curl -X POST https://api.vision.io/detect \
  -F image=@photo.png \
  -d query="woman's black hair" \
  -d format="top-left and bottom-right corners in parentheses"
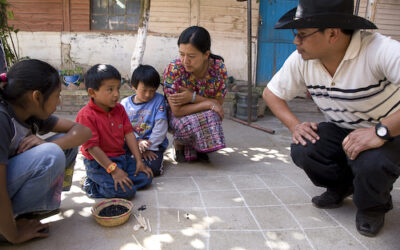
top-left (131, 64), bottom-right (160, 89)
top-left (0, 59), bottom-right (60, 107)
top-left (84, 64), bottom-right (121, 91)
top-left (178, 26), bottom-right (224, 61)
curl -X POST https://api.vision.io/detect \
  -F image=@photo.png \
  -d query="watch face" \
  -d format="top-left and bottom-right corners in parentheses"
top-left (377, 126), bottom-right (387, 137)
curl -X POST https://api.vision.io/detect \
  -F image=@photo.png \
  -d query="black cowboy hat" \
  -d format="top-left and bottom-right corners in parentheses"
top-left (275, 0), bottom-right (377, 29)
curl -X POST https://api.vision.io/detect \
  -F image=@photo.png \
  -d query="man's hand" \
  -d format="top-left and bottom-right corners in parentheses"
top-left (142, 150), bottom-right (158, 161)
top-left (138, 140), bottom-right (152, 153)
top-left (9, 218), bottom-right (49, 244)
top-left (135, 161), bottom-right (154, 178)
top-left (111, 167), bottom-right (133, 192)
top-left (342, 127), bottom-right (385, 160)
top-left (17, 135), bottom-right (46, 154)
top-left (292, 122), bottom-right (319, 146)
top-left (168, 87), bottom-right (193, 106)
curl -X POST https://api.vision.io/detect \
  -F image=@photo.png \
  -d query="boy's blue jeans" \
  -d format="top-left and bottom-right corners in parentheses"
top-left (83, 153), bottom-right (153, 199)
top-left (6, 134), bottom-right (78, 216)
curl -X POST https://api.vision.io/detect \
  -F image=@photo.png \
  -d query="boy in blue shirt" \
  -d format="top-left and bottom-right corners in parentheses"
top-left (121, 65), bottom-right (168, 176)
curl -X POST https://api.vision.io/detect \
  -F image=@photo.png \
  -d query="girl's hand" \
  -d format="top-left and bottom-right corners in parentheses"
top-left (10, 218), bottom-right (49, 244)
top-left (135, 161), bottom-right (154, 178)
top-left (111, 167), bottom-right (133, 192)
top-left (17, 135), bottom-right (46, 154)
top-left (169, 87), bottom-right (193, 106)
top-left (142, 150), bottom-right (158, 161)
top-left (138, 140), bottom-right (152, 153)
top-left (210, 102), bottom-right (224, 120)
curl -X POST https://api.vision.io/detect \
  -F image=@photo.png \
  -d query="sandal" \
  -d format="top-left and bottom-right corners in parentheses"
top-left (175, 149), bottom-right (186, 163)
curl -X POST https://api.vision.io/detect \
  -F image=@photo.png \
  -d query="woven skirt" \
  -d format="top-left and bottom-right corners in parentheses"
top-left (169, 110), bottom-right (226, 161)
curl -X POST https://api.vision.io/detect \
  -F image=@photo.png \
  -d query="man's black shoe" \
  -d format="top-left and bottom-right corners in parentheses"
top-left (356, 211), bottom-right (385, 237)
top-left (311, 188), bottom-right (353, 209)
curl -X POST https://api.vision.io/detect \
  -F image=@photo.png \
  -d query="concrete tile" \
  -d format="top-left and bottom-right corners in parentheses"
top-left (157, 192), bottom-right (202, 208)
top-left (264, 230), bottom-right (312, 250)
top-left (283, 172), bottom-right (315, 187)
top-left (154, 177), bottom-right (197, 193)
top-left (287, 204), bottom-right (338, 228)
top-left (230, 174), bottom-right (266, 189)
top-left (158, 208), bottom-right (207, 231)
top-left (209, 231), bottom-right (267, 250)
top-left (201, 190), bottom-right (244, 208)
top-left (258, 173), bottom-right (296, 188)
top-left (271, 187), bottom-right (311, 204)
top-left (240, 188), bottom-right (281, 206)
top-left (193, 176), bottom-right (235, 191)
top-left (251, 206), bottom-right (299, 230)
top-left (136, 232), bottom-right (209, 250)
top-left (207, 207), bottom-right (259, 230)
top-left (305, 227), bottom-right (366, 250)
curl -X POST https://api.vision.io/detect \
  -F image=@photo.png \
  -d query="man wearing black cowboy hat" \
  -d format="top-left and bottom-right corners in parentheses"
top-left (263, 0), bottom-right (400, 237)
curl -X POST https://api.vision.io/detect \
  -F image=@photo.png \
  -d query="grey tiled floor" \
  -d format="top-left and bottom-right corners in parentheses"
top-left (3, 99), bottom-right (400, 249)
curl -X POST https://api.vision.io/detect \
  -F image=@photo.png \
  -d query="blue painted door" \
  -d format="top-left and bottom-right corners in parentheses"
top-left (256, 0), bottom-right (297, 85)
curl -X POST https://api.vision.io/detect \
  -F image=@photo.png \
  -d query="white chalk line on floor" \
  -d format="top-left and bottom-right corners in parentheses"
top-left (191, 176), bottom-right (211, 250)
top-left (256, 174), bottom-right (317, 250)
top-left (282, 174), bottom-right (369, 250)
top-left (228, 175), bottom-right (274, 250)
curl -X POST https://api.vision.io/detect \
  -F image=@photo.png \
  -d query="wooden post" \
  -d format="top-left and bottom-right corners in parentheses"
top-left (63, 0), bottom-right (71, 32)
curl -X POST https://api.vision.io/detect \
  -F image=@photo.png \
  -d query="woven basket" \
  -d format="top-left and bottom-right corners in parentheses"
top-left (92, 198), bottom-right (133, 227)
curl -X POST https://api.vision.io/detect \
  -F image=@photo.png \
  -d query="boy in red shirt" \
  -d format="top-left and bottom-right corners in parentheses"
top-left (76, 64), bottom-right (153, 199)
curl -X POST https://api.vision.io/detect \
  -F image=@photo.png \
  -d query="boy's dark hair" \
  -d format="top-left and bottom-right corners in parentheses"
top-left (84, 64), bottom-right (121, 91)
top-left (131, 64), bottom-right (160, 89)
top-left (0, 59), bottom-right (60, 107)
top-left (178, 26), bottom-right (224, 62)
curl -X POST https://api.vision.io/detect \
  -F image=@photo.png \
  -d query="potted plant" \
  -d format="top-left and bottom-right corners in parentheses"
top-left (59, 66), bottom-right (84, 88)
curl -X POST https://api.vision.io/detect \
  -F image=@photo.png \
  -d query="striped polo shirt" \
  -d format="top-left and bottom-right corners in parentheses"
top-left (268, 30), bottom-right (400, 129)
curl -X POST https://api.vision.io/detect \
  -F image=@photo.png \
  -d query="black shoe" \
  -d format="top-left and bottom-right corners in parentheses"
top-left (197, 152), bottom-right (210, 162)
top-left (311, 188), bottom-right (353, 209)
top-left (356, 211), bottom-right (385, 237)
top-left (174, 149), bottom-right (186, 163)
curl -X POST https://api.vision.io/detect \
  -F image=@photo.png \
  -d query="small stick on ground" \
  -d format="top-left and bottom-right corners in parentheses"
top-left (131, 234), bottom-right (144, 249)
top-left (147, 218), bottom-right (151, 232)
top-left (177, 210), bottom-right (180, 223)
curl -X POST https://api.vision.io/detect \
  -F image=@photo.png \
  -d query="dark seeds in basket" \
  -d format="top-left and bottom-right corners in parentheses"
top-left (99, 205), bottom-right (129, 217)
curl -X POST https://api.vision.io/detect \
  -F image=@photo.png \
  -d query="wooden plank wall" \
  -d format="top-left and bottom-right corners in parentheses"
top-left (359, 0), bottom-right (400, 42)
top-left (70, 0), bottom-right (90, 31)
top-left (7, 0), bottom-right (89, 32)
top-left (7, 0), bottom-right (64, 31)
top-left (148, 0), bottom-right (191, 34)
top-left (199, 0), bottom-right (259, 39)
top-left (148, 0), bottom-right (259, 38)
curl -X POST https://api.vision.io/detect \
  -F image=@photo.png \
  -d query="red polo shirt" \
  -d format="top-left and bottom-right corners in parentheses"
top-left (76, 98), bottom-right (133, 160)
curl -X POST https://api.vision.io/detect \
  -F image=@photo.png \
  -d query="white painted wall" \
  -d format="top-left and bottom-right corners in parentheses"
top-left (14, 31), bottom-right (251, 80)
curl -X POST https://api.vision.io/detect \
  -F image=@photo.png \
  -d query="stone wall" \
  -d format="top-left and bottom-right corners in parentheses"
top-left (55, 89), bottom-right (238, 118)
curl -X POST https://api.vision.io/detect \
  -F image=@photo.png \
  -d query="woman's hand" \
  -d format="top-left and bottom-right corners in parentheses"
top-left (111, 167), bottom-right (133, 192)
top-left (142, 150), bottom-right (158, 161)
top-left (169, 87), bottom-right (193, 106)
top-left (17, 135), bottom-right (46, 154)
top-left (138, 140), bottom-right (152, 153)
top-left (9, 218), bottom-right (49, 244)
top-left (135, 161), bottom-right (154, 178)
top-left (210, 102), bottom-right (224, 120)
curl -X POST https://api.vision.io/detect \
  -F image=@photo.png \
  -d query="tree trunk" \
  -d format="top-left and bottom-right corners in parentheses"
top-left (130, 0), bottom-right (150, 74)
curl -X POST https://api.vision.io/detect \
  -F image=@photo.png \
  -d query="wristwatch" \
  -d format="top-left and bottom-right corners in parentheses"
top-left (375, 123), bottom-right (394, 141)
